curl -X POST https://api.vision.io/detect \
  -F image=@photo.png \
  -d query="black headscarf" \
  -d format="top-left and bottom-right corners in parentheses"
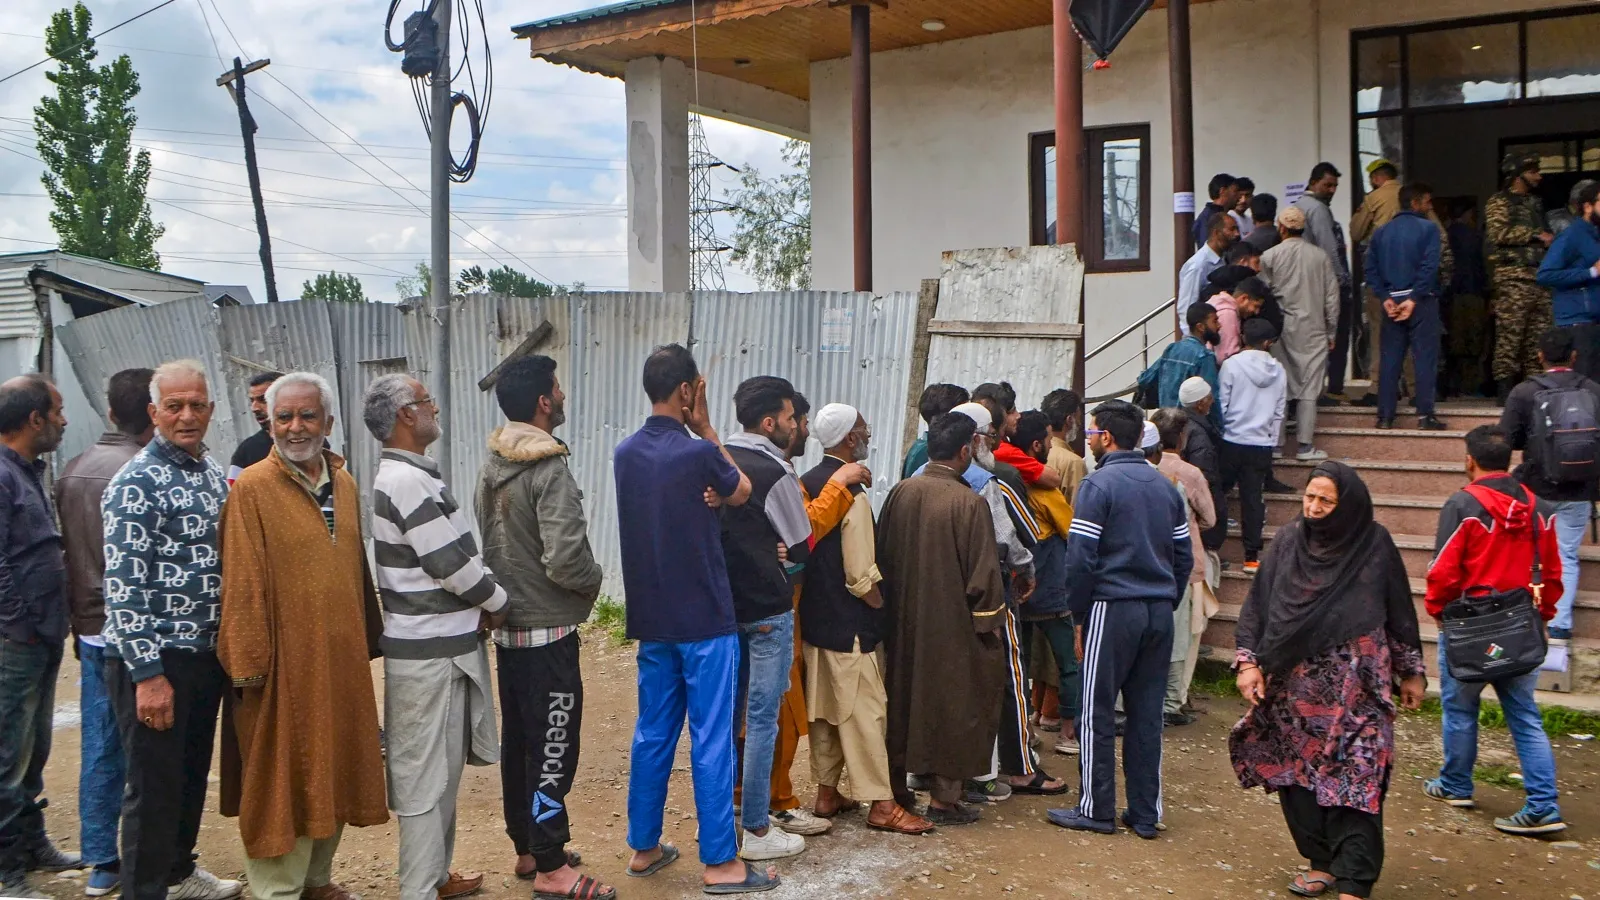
top-left (1236, 461), bottom-right (1421, 675)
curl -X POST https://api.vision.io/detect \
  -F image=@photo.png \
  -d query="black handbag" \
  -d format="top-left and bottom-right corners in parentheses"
top-left (1439, 496), bottom-right (1549, 684)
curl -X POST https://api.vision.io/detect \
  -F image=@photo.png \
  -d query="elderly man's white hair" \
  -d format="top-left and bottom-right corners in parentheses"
top-left (149, 359), bottom-right (209, 405)
top-left (362, 373), bottom-right (418, 441)
top-left (265, 371), bottom-right (337, 419)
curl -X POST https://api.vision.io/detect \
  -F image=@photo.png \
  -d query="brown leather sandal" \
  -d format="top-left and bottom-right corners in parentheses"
top-left (302, 884), bottom-right (362, 900)
top-left (867, 804), bottom-right (937, 835)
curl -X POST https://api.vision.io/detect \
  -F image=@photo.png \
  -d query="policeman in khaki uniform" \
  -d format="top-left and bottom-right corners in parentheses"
top-left (1486, 152), bottom-right (1556, 398)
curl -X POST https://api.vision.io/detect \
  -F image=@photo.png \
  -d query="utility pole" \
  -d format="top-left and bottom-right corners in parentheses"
top-left (427, 0), bottom-right (452, 472)
top-left (216, 57), bottom-right (278, 302)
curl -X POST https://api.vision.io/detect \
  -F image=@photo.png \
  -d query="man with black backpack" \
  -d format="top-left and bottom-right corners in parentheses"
top-left (1500, 327), bottom-right (1600, 640)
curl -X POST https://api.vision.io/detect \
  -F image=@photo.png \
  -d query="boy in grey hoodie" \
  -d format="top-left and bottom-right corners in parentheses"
top-left (474, 356), bottom-right (609, 900)
top-left (1218, 317), bottom-right (1287, 574)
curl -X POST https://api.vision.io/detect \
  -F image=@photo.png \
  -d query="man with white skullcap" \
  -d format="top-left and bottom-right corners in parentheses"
top-left (796, 406), bottom-right (933, 834)
top-left (1178, 377), bottom-right (1227, 553)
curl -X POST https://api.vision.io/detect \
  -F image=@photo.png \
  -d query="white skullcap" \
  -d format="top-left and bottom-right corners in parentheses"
top-left (950, 402), bottom-right (994, 432)
top-left (1141, 420), bottom-right (1161, 450)
top-left (1178, 376), bottom-right (1213, 406)
top-left (812, 403), bottom-right (859, 449)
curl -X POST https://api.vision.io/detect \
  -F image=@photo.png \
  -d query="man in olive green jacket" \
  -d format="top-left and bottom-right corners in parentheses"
top-left (474, 354), bottom-right (609, 900)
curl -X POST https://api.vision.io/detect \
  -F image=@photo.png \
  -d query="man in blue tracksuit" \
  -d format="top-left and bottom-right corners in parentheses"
top-left (1046, 400), bottom-right (1191, 840)
top-left (1365, 182), bottom-right (1446, 431)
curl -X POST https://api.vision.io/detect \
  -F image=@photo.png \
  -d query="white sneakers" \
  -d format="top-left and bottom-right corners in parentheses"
top-left (739, 826), bottom-right (806, 860)
top-left (168, 867), bottom-right (244, 900)
top-left (769, 808), bottom-right (832, 836)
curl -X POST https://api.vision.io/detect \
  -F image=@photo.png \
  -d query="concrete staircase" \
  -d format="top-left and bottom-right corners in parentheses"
top-left (1201, 402), bottom-right (1600, 698)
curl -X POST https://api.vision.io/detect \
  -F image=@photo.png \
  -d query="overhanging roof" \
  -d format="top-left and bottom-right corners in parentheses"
top-left (514, 0), bottom-right (1208, 102)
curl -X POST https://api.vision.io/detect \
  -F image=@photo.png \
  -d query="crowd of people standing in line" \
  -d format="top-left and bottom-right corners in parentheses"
top-left (0, 314), bottom-right (1582, 900)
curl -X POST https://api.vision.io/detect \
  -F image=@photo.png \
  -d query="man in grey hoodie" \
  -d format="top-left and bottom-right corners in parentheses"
top-left (1218, 318), bottom-right (1287, 575)
top-left (475, 355), bottom-right (609, 900)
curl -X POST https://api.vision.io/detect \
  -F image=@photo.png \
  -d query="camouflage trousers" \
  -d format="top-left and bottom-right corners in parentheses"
top-left (1491, 270), bottom-right (1553, 381)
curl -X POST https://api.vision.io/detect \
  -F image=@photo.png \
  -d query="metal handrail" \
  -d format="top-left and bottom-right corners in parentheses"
top-left (1084, 296), bottom-right (1176, 361)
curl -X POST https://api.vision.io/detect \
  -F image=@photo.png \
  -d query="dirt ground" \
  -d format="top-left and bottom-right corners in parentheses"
top-left (30, 633), bottom-right (1600, 900)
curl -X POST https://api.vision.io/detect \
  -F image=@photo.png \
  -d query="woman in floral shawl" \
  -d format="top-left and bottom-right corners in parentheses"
top-left (1230, 461), bottom-right (1426, 900)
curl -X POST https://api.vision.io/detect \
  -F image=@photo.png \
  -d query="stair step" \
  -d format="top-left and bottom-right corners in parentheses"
top-left (1234, 492), bottom-right (1449, 536)
top-left (1213, 571), bottom-right (1600, 640)
top-left (1201, 604), bottom-right (1600, 676)
top-left (1303, 427), bottom-right (1468, 461)
top-left (1220, 525), bottom-right (1600, 591)
top-left (1267, 458), bottom-right (1468, 496)
top-left (1312, 404), bottom-right (1504, 427)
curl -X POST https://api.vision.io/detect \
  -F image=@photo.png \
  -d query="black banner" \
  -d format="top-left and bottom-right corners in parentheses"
top-left (1070, 0), bottom-right (1156, 60)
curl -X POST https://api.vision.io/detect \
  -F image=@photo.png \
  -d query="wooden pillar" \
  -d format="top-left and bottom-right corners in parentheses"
top-left (1053, 0), bottom-right (1086, 415)
top-left (851, 3), bottom-right (872, 292)
top-left (1168, 0), bottom-right (1195, 334)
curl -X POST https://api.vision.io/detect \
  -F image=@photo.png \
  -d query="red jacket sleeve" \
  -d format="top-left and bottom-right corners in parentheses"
top-left (1424, 520), bottom-right (1470, 620)
top-left (1537, 512), bottom-right (1563, 621)
top-left (995, 442), bottom-right (1047, 483)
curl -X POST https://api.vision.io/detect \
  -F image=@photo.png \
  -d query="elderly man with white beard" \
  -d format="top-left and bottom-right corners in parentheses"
top-left (101, 360), bottom-right (241, 900)
top-left (218, 372), bottom-right (388, 900)
top-left (364, 374), bottom-right (506, 900)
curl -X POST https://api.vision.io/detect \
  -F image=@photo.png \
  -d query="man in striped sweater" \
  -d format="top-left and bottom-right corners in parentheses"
top-left (364, 374), bottom-right (507, 900)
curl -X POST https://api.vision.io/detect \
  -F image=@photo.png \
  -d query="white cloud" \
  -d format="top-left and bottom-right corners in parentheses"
top-left (0, 0), bottom-right (795, 299)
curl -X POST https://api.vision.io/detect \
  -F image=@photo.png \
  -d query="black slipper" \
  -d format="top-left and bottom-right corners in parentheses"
top-left (926, 802), bottom-right (982, 826)
top-left (517, 850), bottom-right (583, 879)
top-left (1009, 771), bottom-right (1069, 795)
top-left (626, 844), bottom-right (680, 878)
top-left (703, 862), bottom-right (780, 894)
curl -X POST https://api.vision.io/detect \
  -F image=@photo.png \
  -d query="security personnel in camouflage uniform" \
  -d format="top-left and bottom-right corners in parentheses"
top-left (1487, 152), bottom-right (1555, 398)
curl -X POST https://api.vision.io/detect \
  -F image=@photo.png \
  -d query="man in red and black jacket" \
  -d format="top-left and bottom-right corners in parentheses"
top-left (1422, 424), bottom-right (1568, 837)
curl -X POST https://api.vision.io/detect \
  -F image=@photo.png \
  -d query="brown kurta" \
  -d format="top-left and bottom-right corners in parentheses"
top-left (877, 463), bottom-right (1007, 779)
top-left (217, 449), bottom-right (388, 859)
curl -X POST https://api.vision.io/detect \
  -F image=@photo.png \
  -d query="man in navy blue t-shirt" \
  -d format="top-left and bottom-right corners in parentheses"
top-left (615, 345), bottom-right (785, 893)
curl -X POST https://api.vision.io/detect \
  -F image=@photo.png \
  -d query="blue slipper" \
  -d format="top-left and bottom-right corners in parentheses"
top-left (703, 862), bottom-right (780, 895)
top-left (626, 844), bottom-right (679, 878)
top-left (1046, 808), bottom-right (1115, 834)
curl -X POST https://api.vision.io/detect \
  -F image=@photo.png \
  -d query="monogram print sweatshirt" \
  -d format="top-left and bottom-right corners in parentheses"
top-left (102, 435), bottom-right (228, 682)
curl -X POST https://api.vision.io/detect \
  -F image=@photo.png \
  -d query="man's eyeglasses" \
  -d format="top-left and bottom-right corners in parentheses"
top-left (1084, 428), bottom-right (1107, 437)
top-left (404, 397), bottom-right (438, 411)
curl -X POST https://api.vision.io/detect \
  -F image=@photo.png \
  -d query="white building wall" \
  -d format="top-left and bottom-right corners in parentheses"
top-left (809, 0), bottom-right (1582, 392)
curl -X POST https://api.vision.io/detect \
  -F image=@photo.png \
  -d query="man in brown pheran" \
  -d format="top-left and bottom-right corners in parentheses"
top-left (878, 412), bottom-right (1007, 827)
top-left (218, 372), bottom-right (387, 900)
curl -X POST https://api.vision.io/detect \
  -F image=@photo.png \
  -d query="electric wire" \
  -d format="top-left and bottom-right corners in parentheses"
top-left (0, 0), bottom-right (181, 86)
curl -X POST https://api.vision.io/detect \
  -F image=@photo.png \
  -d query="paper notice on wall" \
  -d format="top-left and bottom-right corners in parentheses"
top-left (1173, 191), bottom-right (1196, 214)
top-left (1284, 182), bottom-right (1308, 206)
top-left (821, 308), bottom-right (853, 353)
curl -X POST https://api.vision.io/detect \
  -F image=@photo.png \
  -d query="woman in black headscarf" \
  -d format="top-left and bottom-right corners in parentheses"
top-left (1230, 461), bottom-right (1426, 900)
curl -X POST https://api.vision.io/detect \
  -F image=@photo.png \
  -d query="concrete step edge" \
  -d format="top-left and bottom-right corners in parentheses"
top-left (1223, 524), bottom-right (1600, 561)
top-left (1218, 570), bottom-right (1600, 609)
top-left (1210, 601), bottom-right (1600, 645)
top-left (1269, 458), bottom-right (1466, 473)
top-left (1258, 491), bottom-right (1452, 508)
top-left (1312, 427), bottom-right (1468, 438)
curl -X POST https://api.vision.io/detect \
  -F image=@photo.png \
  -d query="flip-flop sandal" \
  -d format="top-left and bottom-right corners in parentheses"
top-left (867, 804), bottom-right (937, 835)
top-left (925, 802), bottom-right (982, 826)
top-left (703, 862), bottom-right (780, 895)
top-left (814, 797), bottom-right (863, 818)
top-left (534, 875), bottom-right (615, 900)
top-left (517, 850), bottom-right (585, 879)
top-left (1009, 771), bottom-right (1069, 796)
top-left (1287, 874), bottom-right (1335, 897)
top-left (626, 844), bottom-right (680, 879)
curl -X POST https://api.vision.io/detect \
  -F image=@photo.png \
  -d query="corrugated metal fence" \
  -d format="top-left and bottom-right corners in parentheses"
top-left (56, 290), bottom-right (923, 599)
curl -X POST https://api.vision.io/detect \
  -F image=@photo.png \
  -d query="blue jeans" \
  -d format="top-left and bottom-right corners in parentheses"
top-left (1436, 636), bottom-right (1561, 818)
top-left (77, 641), bottom-right (124, 871)
top-left (1550, 500), bottom-right (1587, 633)
top-left (0, 637), bottom-right (62, 880)
top-left (627, 635), bottom-right (739, 866)
top-left (734, 611), bottom-right (793, 832)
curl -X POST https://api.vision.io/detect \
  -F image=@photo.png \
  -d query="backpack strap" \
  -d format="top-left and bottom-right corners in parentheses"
top-left (1523, 484), bottom-right (1544, 604)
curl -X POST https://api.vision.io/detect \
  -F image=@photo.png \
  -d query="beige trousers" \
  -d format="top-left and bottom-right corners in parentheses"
top-left (805, 643), bottom-right (894, 802)
top-left (245, 826), bottom-right (343, 900)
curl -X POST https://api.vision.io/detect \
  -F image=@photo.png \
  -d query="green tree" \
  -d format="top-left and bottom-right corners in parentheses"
top-left (455, 264), bottom-right (556, 298)
top-left (33, 2), bottom-right (163, 268)
top-left (726, 139), bottom-right (811, 290)
top-left (300, 271), bottom-right (368, 303)
top-left (395, 261), bottom-right (431, 300)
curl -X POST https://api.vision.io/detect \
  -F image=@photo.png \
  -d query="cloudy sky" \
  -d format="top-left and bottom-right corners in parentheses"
top-left (0, 0), bottom-right (791, 300)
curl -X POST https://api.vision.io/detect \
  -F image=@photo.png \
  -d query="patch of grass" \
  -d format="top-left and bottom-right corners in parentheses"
top-left (1189, 658), bottom-right (1242, 699)
top-left (588, 596), bottom-right (630, 645)
top-left (1473, 764), bottom-right (1523, 789)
